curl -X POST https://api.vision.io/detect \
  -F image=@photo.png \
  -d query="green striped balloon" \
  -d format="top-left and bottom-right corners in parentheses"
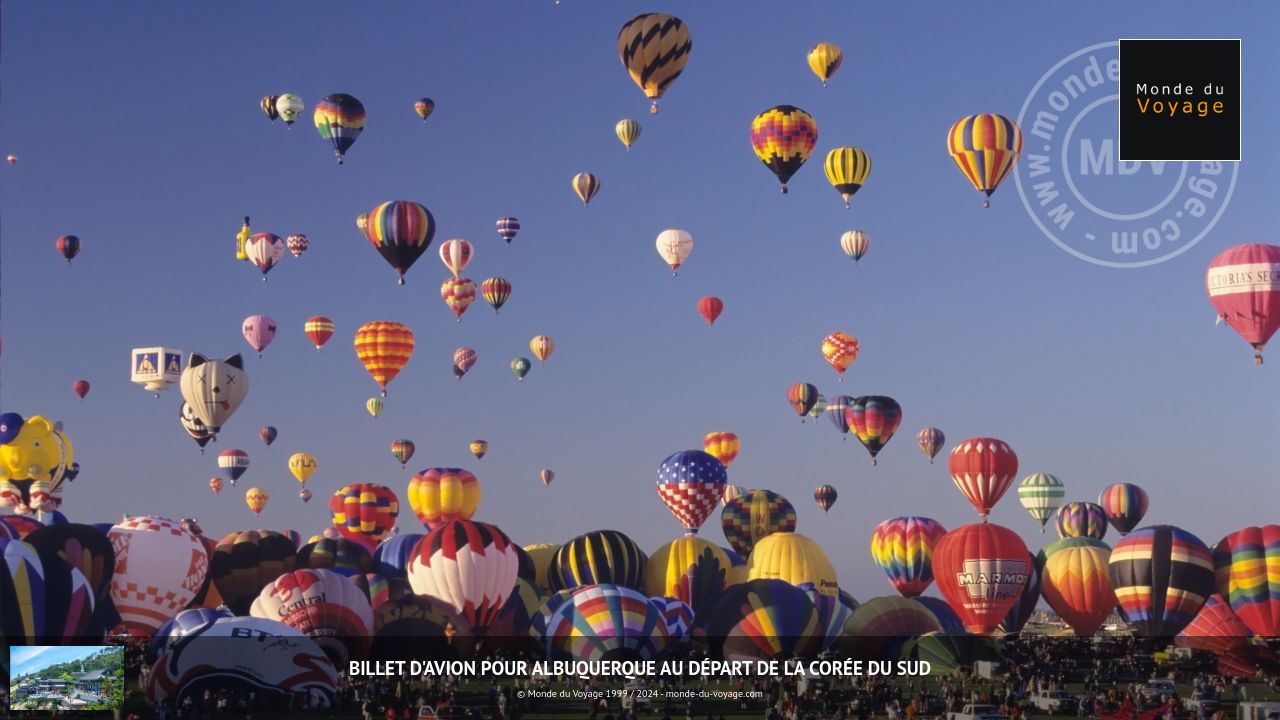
top-left (1017, 473), bottom-right (1065, 532)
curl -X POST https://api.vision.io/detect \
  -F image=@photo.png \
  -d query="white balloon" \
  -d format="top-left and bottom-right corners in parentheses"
top-left (655, 228), bottom-right (693, 274)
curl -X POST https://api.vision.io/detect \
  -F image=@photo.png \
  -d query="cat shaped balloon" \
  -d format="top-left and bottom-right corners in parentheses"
top-left (179, 353), bottom-right (249, 437)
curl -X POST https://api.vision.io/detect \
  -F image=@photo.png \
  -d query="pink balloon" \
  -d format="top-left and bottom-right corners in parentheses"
top-left (242, 315), bottom-right (278, 356)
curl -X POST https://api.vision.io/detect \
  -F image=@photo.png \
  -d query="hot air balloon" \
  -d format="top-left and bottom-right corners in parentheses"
top-left (511, 357), bottom-right (531, 380)
top-left (1039, 537), bottom-right (1116, 636)
top-left (807, 42), bottom-right (842, 86)
top-left (1017, 473), bottom-right (1065, 532)
top-left (245, 487), bottom-right (269, 515)
top-left (869, 516), bottom-right (947, 598)
top-left (1097, 483), bottom-right (1149, 536)
top-left (703, 579), bottom-right (821, 661)
top-left (259, 426), bottom-right (277, 446)
top-left (390, 439), bottom-right (415, 468)
top-left (1213, 525), bottom-right (1280, 638)
top-left (481, 277), bottom-right (512, 313)
top-left (813, 485), bottom-right (837, 513)
top-left (820, 332), bottom-right (859, 380)
top-left (276, 93), bottom-right (303, 125)
top-left (301, 316), bottom-right (334, 352)
top-left (644, 536), bottom-right (730, 617)
top-left (750, 534), bottom-right (837, 606)
top-left (23, 522), bottom-right (120, 635)
top-left (720, 489), bottom-right (797, 558)
top-left (298, 487), bottom-right (312, 503)
top-left (617, 13), bottom-right (691, 114)
top-left (529, 335), bottom-right (555, 363)
top-left (56, 235), bottom-right (81, 264)
top-left (354, 321), bottom-right (414, 396)
top-left (808, 395), bottom-right (827, 421)
top-left (329, 483), bottom-right (400, 551)
top-left (947, 114), bottom-right (1023, 207)
top-left (549, 530), bottom-right (647, 592)
top-left (538, 468), bottom-right (554, 487)
top-left (750, 105), bottom-right (818, 193)
top-left (697, 296), bottom-right (723, 326)
top-left (209, 477), bottom-right (223, 494)
top-left (366, 397), bottom-right (383, 418)
top-left (108, 516), bottom-right (208, 635)
top-left (916, 427), bottom-right (945, 463)
top-left (440, 277), bottom-right (476, 320)
top-left (249, 568), bottom-right (373, 665)
top-left (839, 597), bottom-right (942, 661)
top-left (241, 315), bottom-right (277, 358)
top-left (297, 537), bottom-right (372, 578)
top-left (148, 607), bottom-right (236, 664)
top-left (261, 94), bottom-right (279, 121)
top-left (1179, 594), bottom-right (1255, 655)
top-left (571, 173), bottom-right (600, 206)
top-left (218, 449), bottom-right (250, 483)
top-left (469, 440), bottom-right (488, 459)
top-left (285, 233), bottom-right (308, 258)
top-left (542, 583), bottom-right (670, 661)
top-left (288, 452), bottom-right (316, 484)
top-left (948, 437), bottom-right (1019, 518)
top-left (179, 403), bottom-right (212, 453)
top-left (363, 200), bottom-right (435, 285)
top-left (356, 213), bottom-right (368, 231)
top-left (496, 216), bottom-right (520, 245)
top-left (1056, 502), bottom-right (1108, 540)
top-left (656, 450), bottom-right (727, 536)
top-left (414, 97), bottom-right (435, 121)
top-left (840, 230), bottom-right (870, 264)
top-left (179, 353), bottom-right (250, 437)
top-left (932, 522), bottom-right (1030, 635)
top-left (847, 395), bottom-right (902, 465)
top-left (71, 380), bottom-right (90, 400)
top-left (656, 228), bottom-right (693, 275)
top-left (824, 147), bottom-right (871, 208)
top-left (824, 395), bottom-right (852, 437)
top-left (313, 93), bottom-right (365, 164)
top-left (6, 154), bottom-right (17, 165)
top-left (616, 118), bottom-right (641, 149)
top-left (406, 520), bottom-right (519, 631)
top-left (453, 347), bottom-right (477, 379)
top-left (787, 382), bottom-right (819, 421)
top-left (998, 551), bottom-right (1044, 634)
top-left (208, 529), bottom-right (298, 615)
top-left (438, 238), bottom-right (473, 278)
top-left (702, 431), bottom-right (739, 468)
top-left (244, 232), bottom-right (285, 280)
top-left (1205, 244), bottom-right (1280, 363)
top-left (0, 538), bottom-right (96, 641)
top-left (406, 468), bottom-right (481, 531)
top-left (1110, 525), bottom-right (1215, 637)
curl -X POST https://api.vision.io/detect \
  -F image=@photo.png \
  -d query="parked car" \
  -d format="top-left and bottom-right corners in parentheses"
top-left (1031, 691), bottom-right (1078, 714)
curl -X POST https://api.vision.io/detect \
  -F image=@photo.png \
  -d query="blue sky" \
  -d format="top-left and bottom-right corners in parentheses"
top-left (1, 2), bottom-right (1277, 600)
top-left (10, 646), bottom-right (109, 678)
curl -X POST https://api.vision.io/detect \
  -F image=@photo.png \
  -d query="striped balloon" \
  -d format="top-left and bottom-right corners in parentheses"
top-left (353, 321), bottom-right (414, 396)
top-left (1017, 473), bottom-right (1065, 532)
top-left (571, 173), bottom-right (601, 206)
top-left (1098, 483), bottom-right (1149, 535)
top-left (813, 484), bottom-right (838, 513)
top-left (1056, 502), bottom-right (1108, 540)
top-left (390, 439), bottom-right (415, 468)
top-left (549, 530), bottom-right (647, 592)
top-left (495, 216), bottom-right (520, 245)
top-left (312, 93), bottom-right (365, 164)
top-left (826, 395), bottom-right (853, 437)
top-left (1109, 525), bottom-right (1215, 637)
top-left (916, 427), bottom-right (945, 463)
top-left (1038, 537), bottom-right (1116, 636)
top-left (440, 278), bottom-right (476, 320)
top-left (869, 516), bottom-right (947, 598)
top-left (846, 395), bottom-right (902, 465)
top-left (438, 238), bottom-right (473, 278)
top-left (304, 316), bottom-right (334, 351)
top-left (720, 484), bottom-right (745, 506)
top-left (840, 230), bottom-right (870, 264)
top-left (1213, 525), bottom-right (1280, 638)
top-left (328, 483), bottom-right (399, 552)
top-left (363, 200), bottom-right (435, 284)
top-left (642, 536), bottom-right (730, 617)
top-left (406, 468), bottom-right (481, 531)
top-left (787, 382), bottom-right (819, 420)
top-left (823, 146), bottom-right (871, 208)
top-left (481, 277), bottom-right (512, 313)
top-left (406, 520), bottom-right (518, 631)
top-left (808, 395), bottom-right (827, 421)
top-left (947, 113), bottom-right (1023, 207)
top-left (543, 584), bottom-right (668, 661)
top-left (720, 489), bottom-right (796, 558)
top-left (702, 431), bottom-right (739, 468)
top-left (948, 437), bottom-right (1018, 517)
top-left (616, 13), bottom-right (691, 113)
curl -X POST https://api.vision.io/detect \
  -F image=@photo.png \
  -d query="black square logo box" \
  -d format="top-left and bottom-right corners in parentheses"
top-left (1119, 39), bottom-right (1240, 161)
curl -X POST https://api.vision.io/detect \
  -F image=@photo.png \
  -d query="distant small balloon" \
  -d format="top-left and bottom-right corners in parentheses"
top-left (72, 380), bottom-right (90, 400)
top-left (414, 97), bottom-right (435, 122)
top-left (539, 469), bottom-right (555, 487)
top-left (6, 154), bottom-right (16, 165)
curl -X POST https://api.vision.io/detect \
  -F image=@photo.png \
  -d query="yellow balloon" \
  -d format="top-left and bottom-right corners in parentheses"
top-left (644, 536), bottom-right (730, 600)
top-left (523, 542), bottom-right (561, 592)
top-left (245, 487), bottom-right (269, 515)
top-left (469, 440), bottom-right (488, 459)
top-left (530, 335), bottom-right (555, 363)
top-left (617, 13), bottom-right (692, 113)
top-left (406, 468), bottom-right (482, 530)
top-left (366, 397), bottom-right (384, 417)
top-left (807, 42), bottom-right (843, 86)
top-left (615, 119), bottom-right (641, 150)
top-left (746, 532), bottom-right (839, 596)
top-left (288, 452), bottom-right (317, 484)
top-left (235, 216), bottom-right (251, 262)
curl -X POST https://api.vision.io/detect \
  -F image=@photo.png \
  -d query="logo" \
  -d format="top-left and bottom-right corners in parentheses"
top-left (1015, 42), bottom-right (1238, 268)
top-left (956, 558), bottom-right (1028, 600)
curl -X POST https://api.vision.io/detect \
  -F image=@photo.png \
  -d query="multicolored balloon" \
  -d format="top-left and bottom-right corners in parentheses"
top-left (469, 440), bottom-right (488, 459)
top-left (313, 93), bottom-right (365, 164)
top-left (276, 94), bottom-right (303, 125)
top-left (496, 217), bottom-right (520, 245)
top-left (363, 200), bottom-right (435, 285)
top-left (847, 396), bottom-right (902, 465)
top-left (916, 427), bottom-right (945, 463)
top-left (440, 277), bottom-right (476, 320)
top-left (807, 42), bottom-right (842, 86)
top-left (1056, 501), bottom-right (1108, 540)
top-left (245, 487), bottom-right (269, 515)
top-left (108, 516), bottom-right (208, 635)
top-left (249, 568), bottom-right (373, 665)
top-left (616, 118), bottom-right (641, 149)
top-left (354, 321), bottom-right (414, 396)
top-left (244, 232), bottom-right (285, 280)
top-left (947, 113), bottom-right (1023, 207)
top-left (702, 431), bottom-right (739, 468)
top-left (304, 316), bottom-right (334, 351)
top-left (548, 530), bottom-right (647, 592)
top-left (453, 347), bottom-right (477, 378)
top-left (1109, 525), bottom-right (1215, 637)
top-left (481, 277), bottom-right (512, 313)
top-left (543, 583), bottom-right (669, 661)
top-left (438, 238), bottom-right (473, 278)
top-left (813, 484), bottom-right (837, 513)
top-left (820, 332), bottom-right (859, 380)
top-left (948, 437), bottom-right (1018, 517)
top-left (259, 426), bottom-right (277, 446)
top-left (617, 13), bottom-right (691, 114)
top-left (407, 468), bottom-right (481, 531)
top-left (209, 476), bottom-right (222, 494)
top-left (261, 95), bottom-right (278, 121)
top-left (932, 522), bottom-right (1030, 635)
top-left (414, 97), bottom-right (435, 122)
top-left (572, 173), bottom-right (601, 206)
top-left (1098, 483), bottom-right (1149, 536)
top-left (750, 105), bottom-right (818, 193)
top-left (869, 516), bottom-right (946, 598)
top-left (656, 450), bottom-right (727, 535)
top-left (643, 536), bottom-right (730, 617)
top-left (511, 357), bottom-right (531, 381)
top-left (1017, 473), bottom-right (1065, 532)
top-left (1039, 537), bottom-right (1116, 636)
top-left (218, 449), bottom-right (250, 483)
top-left (824, 147), bottom-right (871, 208)
top-left (787, 382), bottom-right (819, 420)
top-left (720, 489), bottom-right (796, 558)
top-left (329, 483), bottom-right (399, 551)
top-left (1213, 525), bottom-right (1280, 638)
top-left (704, 579), bottom-right (821, 661)
top-left (56, 235), bottom-right (81, 264)
top-left (390, 439), bottom-right (415, 468)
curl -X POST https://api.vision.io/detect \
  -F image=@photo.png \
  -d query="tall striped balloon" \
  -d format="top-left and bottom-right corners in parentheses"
top-left (823, 146), bottom-right (871, 208)
top-left (1017, 473), bottom-right (1065, 532)
top-left (946, 113), bottom-right (1023, 207)
top-left (353, 321), bottom-right (414, 396)
top-left (1097, 483), bottom-right (1149, 536)
top-left (1056, 502), bottom-right (1108, 541)
top-left (363, 201), bottom-right (435, 285)
top-left (1109, 525), bottom-right (1215, 637)
top-left (869, 516), bottom-right (947, 598)
top-left (481, 277), bottom-right (512, 313)
top-left (1213, 525), bottom-right (1280, 638)
top-left (548, 530), bottom-right (647, 592)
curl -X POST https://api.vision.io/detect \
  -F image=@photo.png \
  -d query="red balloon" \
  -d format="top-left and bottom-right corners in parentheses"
top-left (932, 522), bottom-right (1030, 635)
top-left (72, 380), bottom-right (90, 399)
top-left (947, 437), bottom-right (1018, 517)
top-left (1206, 243), bottom-right (1280, 364)
top-left (697, 296), bottom-right (724, 326)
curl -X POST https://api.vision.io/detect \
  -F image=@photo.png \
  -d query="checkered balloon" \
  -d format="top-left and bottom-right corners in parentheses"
top-left (656, 450), bottom-right (727, 535)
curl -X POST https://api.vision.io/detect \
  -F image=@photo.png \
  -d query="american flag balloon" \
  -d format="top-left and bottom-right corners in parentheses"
top-left (655, 450), bottom-right (727, 535)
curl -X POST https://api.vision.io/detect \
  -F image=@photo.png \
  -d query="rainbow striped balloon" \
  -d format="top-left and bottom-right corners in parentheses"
top-left (1109, 525), bottom-right (1214, 637)
top-left (869, 516), bottom-right (947, 598)
top-left (1213, 525), bottom-right (1280, 638)
top-left (1098, 483), bottom-right (1149, 536)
